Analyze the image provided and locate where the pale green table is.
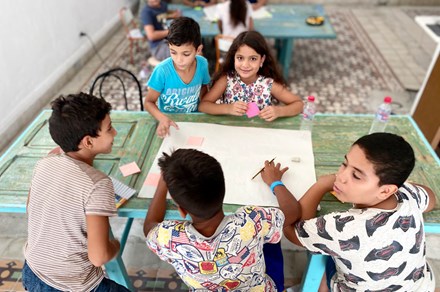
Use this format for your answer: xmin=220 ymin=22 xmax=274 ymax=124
xmin=0 ymin=111 xmax=438 ymax=290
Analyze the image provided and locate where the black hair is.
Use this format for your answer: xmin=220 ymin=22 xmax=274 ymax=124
xmin=167 ymin=17 xmax=202 ymax=49
xmin=230 ymin=0 xmax=248 ymax=28
xmin=158 ymin=149 xmax=225 ymax=219
xmin=353 ymin=133 xmax=415 ymax=187
xmin=212 ymin=31 xmax=285 ymax=85
xmin=49 ymin=92 xmax=112 ymax=152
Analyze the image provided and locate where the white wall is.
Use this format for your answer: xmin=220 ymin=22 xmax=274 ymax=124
xmin=0 ymin=0 xmax=136 ymax=152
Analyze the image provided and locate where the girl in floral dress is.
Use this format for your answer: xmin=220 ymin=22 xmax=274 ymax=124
xmin=199 ymin=31 xmax=303 ymax=121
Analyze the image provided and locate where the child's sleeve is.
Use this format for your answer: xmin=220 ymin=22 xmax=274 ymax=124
xmin=294 ymin=213 xmax=345 ymax=257
xmin=146 ymin=221 xmax=178 ymax=263
xmin=401 ymin=182 xmax=430 ymax=212
xmin=254 ymin=206 xmax=284 ymax=244
xmin=85 ymin=177 xmax=117 ymax=217
xmin=147 ymin=65 xmax=166 ymax=93
xmin=200 ymin=57 xmax=211 ymax=85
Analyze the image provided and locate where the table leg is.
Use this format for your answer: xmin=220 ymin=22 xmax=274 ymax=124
xmin=104 ymin=228 xmax=135 ymax=290
xmin=277 ymin=39 xmax=294 ymax=80
xmin=120 ymin=218 xmax=134 ymax=253
xmin=300 ymin=253 xmax=327 ymax=291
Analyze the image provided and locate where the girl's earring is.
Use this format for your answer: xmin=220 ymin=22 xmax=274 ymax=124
xmin=260 ymin=63 xmax=263 ymax=68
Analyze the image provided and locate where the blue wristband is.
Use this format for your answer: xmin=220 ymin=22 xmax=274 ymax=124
xmin=270 ymin=181 xmax=284 ymax=194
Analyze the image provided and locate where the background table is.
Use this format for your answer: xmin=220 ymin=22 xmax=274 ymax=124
xmin=0 ymin=111 xmax=438 ymax=290
xmin=171 ymin=4 xmax=337 ymax=79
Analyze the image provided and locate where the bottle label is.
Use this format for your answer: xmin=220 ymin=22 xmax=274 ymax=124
xmin=376 ymin=108 xmax=390 ymax=122
xmin=303 ymin=108 xmax=315 ymax=121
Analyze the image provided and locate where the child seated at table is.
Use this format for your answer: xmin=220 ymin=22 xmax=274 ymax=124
xmin=260 ymin=132 xmax=437 ymax=291
xmin=141 ymin=0 xmax=181 ymax=61
xmin=22 ymin=93 xmax=129 ymax=291
xmin=218 ymin=0 xmax=254 ymax=38
xmin=183 ymin=0 xmax=217 ymax=8
xmin=144 ymin=17 xmax=211 ymax=138
xmin=143 ymin=148 xmax=300 ymax=291
xmin=199 ymin=31 xmax=303 ymax=121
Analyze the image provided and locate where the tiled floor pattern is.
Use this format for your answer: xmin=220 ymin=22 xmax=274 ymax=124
xmin=0 ymin=259 xmax=301 ymax=291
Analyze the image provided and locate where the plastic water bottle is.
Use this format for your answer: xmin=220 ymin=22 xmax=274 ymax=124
xmin=369 ymin=96 xmax=392 ymax=134
xmin=300 ymin=96 xmax=316 ymax=132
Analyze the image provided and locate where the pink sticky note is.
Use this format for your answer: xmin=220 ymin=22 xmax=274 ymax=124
xmin=144 ymin=173 xmax=160 ymax=186
xmin=119 ymin=162 xmax=141 ymax=177
xmin=186 ymin=136 xmax=204 ymax=146
xmin=246 ymin=102 xmax=260 ymax=118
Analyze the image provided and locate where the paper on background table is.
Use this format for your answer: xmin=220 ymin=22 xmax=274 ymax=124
xmin=138 ymin=122 xmax=316 ymax=207
xmin=252 ymin=6 xmax=272 ymax=19
xmin=203 ymin=5 xmax=219 ymax=22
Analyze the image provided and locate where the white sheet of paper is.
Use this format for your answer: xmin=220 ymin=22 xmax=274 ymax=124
xmin=203 ymin=5 xmax=219 ymax=22
xmin=138 ymin=122 xmax=316 ymax=207
xmin=251 ymin=6 xmax=272 ymax=19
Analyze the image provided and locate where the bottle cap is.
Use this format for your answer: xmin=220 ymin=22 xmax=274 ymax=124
xmin=307 ymin=95 xmax=315 ymax=102
xmin=384 ymin=96 xmax=392 ymax=103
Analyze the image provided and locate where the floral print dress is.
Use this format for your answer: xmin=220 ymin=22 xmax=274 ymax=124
xmin=221 ymin=72 xmax=274 ymax=110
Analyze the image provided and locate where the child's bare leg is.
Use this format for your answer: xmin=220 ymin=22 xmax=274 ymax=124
xmin=318 ymin=273 xmax=329 ymax=292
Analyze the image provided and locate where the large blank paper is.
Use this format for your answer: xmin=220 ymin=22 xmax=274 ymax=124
xmin=138 ymin=122 xmax=316 ymax=207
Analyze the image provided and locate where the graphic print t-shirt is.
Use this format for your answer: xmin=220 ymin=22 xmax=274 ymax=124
xmin=295 ymin=183 xmax=435 ymax=291
xmin=147 ymin=55 xmax=210 ymax=113
xmin=146 ymin=206 xmax=284 ymax=291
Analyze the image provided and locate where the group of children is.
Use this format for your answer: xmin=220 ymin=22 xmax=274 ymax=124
xmin=144 ymin=16 xmax=303 ymax=137
xmin=21 ymin=13 xmax=437 ymax=292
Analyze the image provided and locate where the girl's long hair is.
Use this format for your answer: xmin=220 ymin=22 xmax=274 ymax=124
xmin=212 ymin=31 xmax=286 ymax=85
xmin=230 ymin=0 xmax=247 ymax=28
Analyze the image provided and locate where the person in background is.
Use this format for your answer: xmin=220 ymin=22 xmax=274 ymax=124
xmin=140 ymin=0 xmax=181 ymax=61
xmin=218 ymin=0 xmax=254 ymax=38
xmin=260 ymin=132 xmax=437 ymax=291
xmin=199 ymin=31 xmax=303 ymax=122
xmin=183 ymin=0 xmax=217 ymax=8
xmin=144 ymin=149 xmax=297 ymax=291
xmin=22 ymin=93 xmax=129 ymax=291
xmin=249 ymin=0 xmax=267 ymax=10
xmin=144 ymin=17 xmax=210 ymax=138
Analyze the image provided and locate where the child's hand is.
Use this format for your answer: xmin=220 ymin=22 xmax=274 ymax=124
xmin=228 ymin=102 xmax=248 ymax=116
xmin=261 ymin=160 xmax=288 ymax=186
xmin=157 ymin=117 xmax=179 ymax=138
xmin=259 ymin=106 xmax=280 ymax=122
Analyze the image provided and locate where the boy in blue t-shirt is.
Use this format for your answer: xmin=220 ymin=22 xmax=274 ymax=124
xmin=144 ymin=17 xmax=211 ymax=138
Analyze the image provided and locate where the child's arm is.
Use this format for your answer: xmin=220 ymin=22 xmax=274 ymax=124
xmin=143 ymin=175 xmax=168 ymax=237
xmin=167 ymin=9 xmax=182 ymax=18
xmin=144 ymin=88 xmax=179 ymax=138
xmin=86 ymin=215 xmax=121 ymax=266
xmin=261 ymin=161 xmax=301 ymax=241
xmin=144 ymin=24 xmax=169 ymax=42
xmin=413 ymin=183 xmax=437 ymax=213
xmin=199 ymin=75 xmax=248 ymax=116
xmin=259 ymin=82 xmax=304 ymax=121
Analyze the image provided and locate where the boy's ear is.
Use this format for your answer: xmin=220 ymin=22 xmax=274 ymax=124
xmin=80 ymin=135 xmax=94 ymax=150
xmin=377 ymin=184 xmax=398 ymax=200
xmin=177 ymin=206 xmax=188 ymax=219
xmin=196 ymin=44 xmax=203 ymax=55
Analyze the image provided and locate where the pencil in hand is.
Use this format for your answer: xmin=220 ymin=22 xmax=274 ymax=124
xmin=251 ymin=157 xmax=276 ymax=180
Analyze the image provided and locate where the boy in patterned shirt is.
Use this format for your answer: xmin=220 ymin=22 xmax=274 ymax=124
xmin=261 ymin=132 xmax=437 ymax=291
xmin=144 ymin=149 xmax=301 ymax=291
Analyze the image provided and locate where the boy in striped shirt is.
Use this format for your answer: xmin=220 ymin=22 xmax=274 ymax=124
xmin=23 ymin=93 xmax=129 ymax=291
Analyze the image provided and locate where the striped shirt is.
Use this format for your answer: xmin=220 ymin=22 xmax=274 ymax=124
xmin=24 ymin=153 xmax=117 ymax=291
